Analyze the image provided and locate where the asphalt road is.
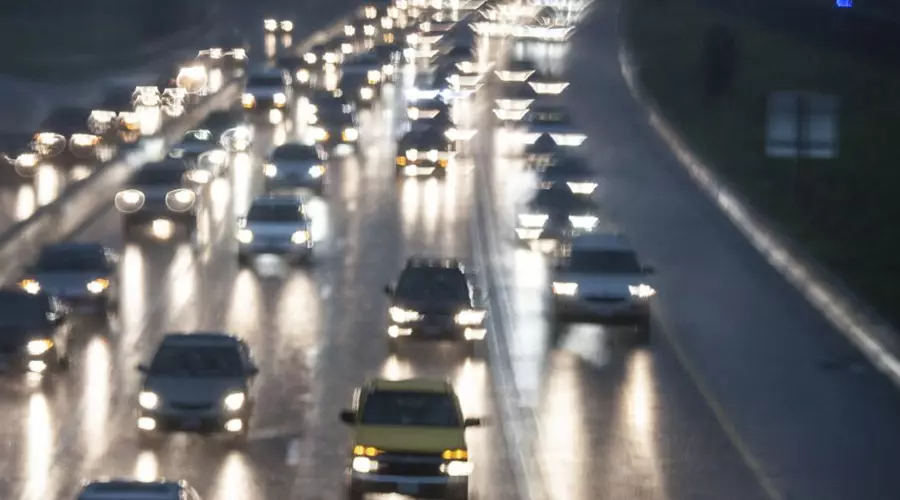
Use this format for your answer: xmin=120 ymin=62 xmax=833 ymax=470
xmin=471 ymin=1 xmax=900 ymax=500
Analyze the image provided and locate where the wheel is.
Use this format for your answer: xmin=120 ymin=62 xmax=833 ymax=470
xmin=633 ymin=317 xmax=651 ymax=345
xmin=347 ymin=479 xmax=365 ymax=500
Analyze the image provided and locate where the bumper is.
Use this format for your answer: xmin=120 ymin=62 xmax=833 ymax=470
xmin=395 ymin=160 xmax=447 ymax=177
xmin=239 ymin=242 xmax=312 ymax=257
xmin=553 ymin=298 xmax=650 ymax=324
xmin=266 ymin=177 xmax=324 ymax=192
xmin=55 ymin=293 xmax=109 ymax=312
xmin=123 ymin=211 xmax=196 ymax=226
xmin=137 ymin=409 xmax=247 ymax=434
xmin=388 ymin=322 xmax=486 ymax=341
xmin=351 ymin=473 xmax=467 ymax=497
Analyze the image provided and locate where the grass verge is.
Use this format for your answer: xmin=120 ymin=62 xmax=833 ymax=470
xmin=623 ymin=0 xmax=900 ymax=327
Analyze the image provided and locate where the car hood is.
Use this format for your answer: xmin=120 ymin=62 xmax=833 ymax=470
xmin=354 ymin=425 xmax=466 ymax=453
xmin=143 ymin=376 xmax=246 ymax=406
xmin=554 ymin=272 xmax=648 ymax=298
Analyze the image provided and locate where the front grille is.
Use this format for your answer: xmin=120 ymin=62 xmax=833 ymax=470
xmin=170 ymin=402 xmax=214 ymax=410
xmin=378 ymin=453 xmax=444 ymax=476
xmin=584 ymin=296 xmax=626 ymax=303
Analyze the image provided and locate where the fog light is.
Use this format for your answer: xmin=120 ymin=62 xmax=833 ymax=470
xmin=137 ymin=417 xmax=157 ymax=430
xmin=27 ymin=360 xmax=47 ymax=373
xmin=225 ymin=418 xmax=243 ymax=432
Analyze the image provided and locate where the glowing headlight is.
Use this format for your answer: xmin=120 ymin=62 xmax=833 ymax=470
xmin=405 ymin=149 xmax=418 ymax=160
xmin=90 ymin=110 xmax=116 ymax=124
xmin=569 ymin=215 xmax=598 ymax=229
xmin=15 ymin=153 xmax=37 ymax=168
xmin=308 ymin=165 xmax=325 ymax=178
xmin=18 ymin=279 xmax=40 ymax=294
xmin=165 ymin=189 xmax=196 ymax=211
xmin=426 ymin=149 xmax=439 ymax=162
xmin=454 ymin=309 xmax=485 ymax=325
xmin=36 ymin=132 xmax=61 ymax=145
xmin=273 ymin=92 xmax=287 ymax=106
xmin=363 ymin=24 xmax=376 ymax=36
xmin=352 ymin=456 xmax=378 ymax=473
xmin=365 ymin=6 xmax=378 ymax=18
xmin=263 ymin=163 xmax=277 ymax=177
xmin=629 ymin=284 xmax=656 ymax=299
xmin=242 ymin=93 xmax=256 ymax=107
xmin=389 ymin=306 xmax=421 ymax=323
xmin=291 ymin=230 xmax=310 ymax=244
xmin=115 ymin=189 xmax=145 ymax=212
xmin=382 ymin=64 xmax=394 ymax=76
xmin=518 ymin=213 xmax=548 ymax=227
xmin=551 ymin=282 xmax=578 ymax=296
xmin=86 ymin=278 xmax=110 ymax=294
xmin=71 ymin=134 xmax=99 ymax=147
xmin=324 ymin=52 xmax=339 ymax=64
xmin=231 ymin=48 xmax=247 ymax=60
xmin=264 ymin=19 xmax=277 ymax=31
xmin=201 ymin=149 xmax=227 ymax=166
xmin=342 ymin=128 xmax=358 ymax=141
xmin=341 ymin=43 xmax=354 ymax=54
xmin=360 ymin=87 xmax=376 ymax=102
xmin=185 ymin=169 xmax=212 ymax=184
xmin=280 ymin=20 xmax=293 ymax=32
xmin=344 ymin=25 xmax=356 ymax=36
xmin=304 ymin=52 xmax=317 ymax=64
xmin=237 ymin=229 xmax=253 ymax=243
xmin=224 ymin=391 xmax=246 ymax=411
xmin=566 ymin=182 xmax=597 ymax=194
xmin=296 ymin=69 xmax=310 ymax=82
xmin=139 ymin=391 xmax=159 ymax=409
xmin=444 ymin=461 xmax=473 ymax=476
xmin=367 ymin=70 xmax=381 ymax=83
xmin=381 ymin=17 xmax=393 ymax=29
xmin=310 ymin=127 xmax=329 ymax=141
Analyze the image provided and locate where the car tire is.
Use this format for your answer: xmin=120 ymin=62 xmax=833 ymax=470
xmin=633 ymin=318 xmax=651 ymax=345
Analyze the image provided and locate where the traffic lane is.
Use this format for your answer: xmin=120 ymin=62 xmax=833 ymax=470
xmin=562 ymin=2 xmax=900 ymax=499
xmin=476 ymin=38 xmax=770 ymax=499
xmin=0 ymin=116 xmax=279 ymax=500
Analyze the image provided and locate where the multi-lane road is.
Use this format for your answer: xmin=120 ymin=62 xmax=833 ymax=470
xmin=4 ymin=0 xmax=900 ymax=499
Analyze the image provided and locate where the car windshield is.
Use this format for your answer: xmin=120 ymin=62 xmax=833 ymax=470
xmin=528 ymin=109 xmax=570 ymax=125
xmin=148 ymin=345 xmax=244 ymax=377
xmin=131 ymin=167 xmax=185 ymax=186
xmin=34 ymin=247 xmax=107 ymax=273
xmin=531 ymin=189 xmax=597 ymax=212
xmin=402 ymin=131 xmax=447 ymax=150
xmin=565 ymin=249 xmax=642 ymax=274
xmin=0 ymin=293 xmax=50 ymax=327
xmin=247 ymin=204 xmax=302 ymax=222
xmin=248 ymin=75 xmax=283 ymax=87
xmin=316 ymin=105 xmax=353 ymax=124
xmin=360 ymin=390 xmax=461 ymax=426
xmin=395 ymin=268 xmax=469 ymax=302
xmin=274 ymin=145 xmax=318 ymax=161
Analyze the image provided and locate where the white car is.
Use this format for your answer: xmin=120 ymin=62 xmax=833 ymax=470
xmin=520 ymin=104 xmax=586 ymax=146
xmin=237 ymin=195 xmax=314 ymax=266
xmin=549 ymin=233 xmax=656 ymax=343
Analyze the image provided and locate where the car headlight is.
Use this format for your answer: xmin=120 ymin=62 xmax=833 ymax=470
xmin=296 ymin=69 xmax=310 ymax=82
xmin=202 ymin=149 xmax=227 ymax=166
xmin=304 ymin=52 xmax=317 ymax=64
xmin=185 ymin=169 xmax=213 ymax=184
xmin=341 ymin=43 xmax=353 ymax=54
xmin=389 ymin=306 xmax=422 ymax=323
xmin=444 ymin=460 xmax=473 ymax=476
xmin=237 ymin=229 xmax=253 ymax=243
xmin=15 ymin=153 xmax=37 ymax=169
xmin=405 ymin=149 xmax=418 ymax=160
xmin=367 ymin=70 xmax=381 ymax=83
xmin=568 ymin=215 xmax=598 ymax=229
xmin=381 ymin=17 xmax=394 ymax=29
xmin=70 ymin=133 xmax=99 ymax=148
xmin=342 ymin=128 xmax=358 ymax=141
xmin=517 ymin=213 xmax=548 ymax=227
xmin=86 ymin=278 xmax=110 ymax=294
xmin=115 ymin=189 xmax=145 ymax=212
xmin=308 ymin=165 xmax=325 ymax=178
xmin=344 ymin=25 xmax=356 ymax=36
xmin=165 ymin=189 xmax=196 ymax=211
xmin=566 ymin=182 xmax=597 ymax=194
xmin=351 ymin=456 xmax=378 ymax=473
xmin=223 ymin=391 xmax=246 ymax=411
xmin=264 ymin=19 xmax=277 ymax=31
xmin=242 ymin=93 xmax=256 ymax=107
xmin=273 ymin=92 xmax=287 ymax=106
xmin=291 ymin=230 xmax=310 ymax=244
xmin=18 ymin=279 xmax=40 ymax=294
xmin=382 ymin=64 xmax=394 ymax=76
xmin=280 ymin=20 xmax=294 ymax=32
xmin=454 ymin=309 xmax=485 ymax=326
xmin=551 ymin=282 xmax=578 ymax=296
xmin=139 ymin=391 xmax=159 ymax=410
xmin=628 ymin=284 xmax=656 ymax=299
xmin=26 ymin=338 xmax=52 ymax=356
xmin=310 ymin=127 xmax=329 ymax=141
xmin=426 ymin=149 xmax=439 ymax=162
xmin=263 ymin=163 xmax=277 ymax=177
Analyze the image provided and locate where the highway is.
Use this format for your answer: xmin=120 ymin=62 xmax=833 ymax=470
xmin=1 ymin=0 xmax=900 ymax=499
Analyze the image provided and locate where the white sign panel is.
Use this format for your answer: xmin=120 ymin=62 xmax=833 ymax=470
xmin=766 ymin=91 xmax=839 ymax=159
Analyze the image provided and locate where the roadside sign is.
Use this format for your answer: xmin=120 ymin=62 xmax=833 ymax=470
xmin=766 ymin=91 xmax=839 ymax=159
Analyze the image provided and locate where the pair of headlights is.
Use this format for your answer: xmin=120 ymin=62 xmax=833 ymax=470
xmin=551 ymin=282 xmax=656 ymax=298
xmin=236 ymin=229 xmax=309 ymax=245
xmin=114 ymin=189 xmax=196 ymax=213
xmin=139 ymin=390 xmax=246 ymax=411
xmin=18 ymin=278 xmax=109 ymax=295
xmin=388 ymin=306 xmax=485 ymax=325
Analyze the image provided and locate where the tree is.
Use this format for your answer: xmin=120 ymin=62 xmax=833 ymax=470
xmin=701 ymin=23 xmax=738 ymax=99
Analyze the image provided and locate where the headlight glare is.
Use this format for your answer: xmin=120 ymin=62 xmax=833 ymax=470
xmin=551 ymin=282 xmax=578 ymax=296
xmin=291 ymin=230 xmax=310 ymax=244
xmin=628 ymin=284 xmax=656 ymax=299
xmin=342 ymin=128 xmax=358 ymax=141
xmin=87 ymin=278 xmax=110 ymax=294
xmin=224 ymin=391 xmax=246 ymax=411
xmin=454 ymin=309 xmax=485 ymax=326
xmin=518 ymin=213 xmax=548 ymax=227
xmin=237 ymin=229 xmax=253 ymax=243
xmin=115 ymin=189 xmax=145 ymax=213
xmin=139 ymin=391 xmax=159 ymax=409
xmin=308 ymin=165 xmax=325 ymax=178
xmin=388 ymin=306 xmax=421 ymax=323
xmin=26 ymin=339 xmax=53 ymax=356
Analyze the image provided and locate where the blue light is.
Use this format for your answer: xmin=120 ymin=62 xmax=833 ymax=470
xmin=836 ymin=0 xmax=852 ymax=7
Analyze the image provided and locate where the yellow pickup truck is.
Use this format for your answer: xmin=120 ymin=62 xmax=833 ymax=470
xmin=339 ymin=377 xmax=482 ymax=500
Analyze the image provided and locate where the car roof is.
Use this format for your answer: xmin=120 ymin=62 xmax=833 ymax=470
xmin=40 ymin=242 xmax=106 ymax=254
xmin=159 ymin=332 xmax=243 ymax=348
xmin=369 ymin=377 xmax=453 ymax=393
xmin=569 ymin=232 xmax=634 ymax=252
xmin=78 ymin=479 xmax=185 ymax=499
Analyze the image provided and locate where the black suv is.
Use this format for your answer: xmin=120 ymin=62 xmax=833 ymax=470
xmin=383 ymin=257 xmax=486 ymax=353
xmin=114 ymin=159 xmax=199 ymax=242
xmin=0 ymin=289 xmax=71 ymax=376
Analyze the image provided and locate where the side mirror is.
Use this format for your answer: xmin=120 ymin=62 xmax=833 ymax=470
xmin=383 ymin=284 xmax=394 ymax=296
xmin=247 ymin=365 xmax=260 ymax=376
xmin=642 ymin=265 xmax=655 ymax=274
xmin=464 ymin=417 xmax=482 ymax=427
xmin=339 ymin=409 xmax=356 ymax=424
xmin=137 ymin=363 xmax=149 ymax=373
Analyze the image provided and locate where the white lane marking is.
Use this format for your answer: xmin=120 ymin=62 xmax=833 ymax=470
xmin=286 ymin=438 xmax=302 ymax=465
xmin=320 ymin=284 xmax=333 ymax=299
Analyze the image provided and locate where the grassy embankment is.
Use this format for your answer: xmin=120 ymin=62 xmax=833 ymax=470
xmin=624 ymin=0 xmax=900 ymax=327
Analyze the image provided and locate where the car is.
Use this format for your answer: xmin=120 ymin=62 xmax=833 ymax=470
xmin=493 ymin=82 xmax=536 ymax=122
xmin=302 ymin=43 xmax=328 ymax=66
xmin=527 ymin=70 xmax=569 ymax=96
xmin=90 ymin=86 xmax=141 ymax=139
xmin=308 ymin=95 xmax=359 ymax=154
xmin=263 ymin=143 xmax=328 ymax=195
xmin=199 ymin=109 xmax=253 ymax=151
xmin=196 ymin=46 xmax=248 ymax=70
xmin=0 ymin=132 xmax=38 ymax=179
xmin=19 ymin=243 xmax=118 ymax=314
xmin=237 ymin=195 xmax=314 ymax=265
xmin=520 ymin=104 xmax=586 ymax=147
xmin=406 ymin=98 xmax=454 ymax=133
xmin=395 ymin=128 xmax=453 ymax=177
xmin=135 ymin=332 xmax=259 ymax=444
xmin=538 ymin=155 xmax=597 ymax=194
xmin=0 ymin=288 xmax=71 ymax=375
xmin=494 ymin=58 xmax=536 ymax=82
xmin=339 ymin=377 xmax=481 ymax=500
xmin=383 ymin=257 xmax=486 ymax=350
xmin=168 ymin=129 xmax=229 ymax=180
xmin=515 ymin=185 xmax=602 ymax=251
xmin=549 ymin=233 xmax=656 ymax=343
xmin=32 ymin=106 xmax=103 ymax=165
xmin=115 ymin=160 xmax=199 ymax=242
xmin=263 ymin=18 xmax=294 ymax=34
xmin=417 ymin=13 xmax=456 ymax=45
xmin=371 ymin=43 xmax=401 ymax=81
xmin=75 ymin=479 xmax=203 ymax=500
xmin=347 ymin=17 xmax=379 ymax=40
xmin=338 ymin=53 xmax=384 ymax=106
xmin=242 ymin=68 xmax=292 ymax=120
xmin=168 ymin=129 xmax=220 ymax=163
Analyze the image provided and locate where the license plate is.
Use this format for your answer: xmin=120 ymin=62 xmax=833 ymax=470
xmin=397 ymin=483 xmax=418 ymax=495
xmin=424 ymin=326 xmax=441 ymax=335
xmin=181 ymin=418 xmax=202 ymax=428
